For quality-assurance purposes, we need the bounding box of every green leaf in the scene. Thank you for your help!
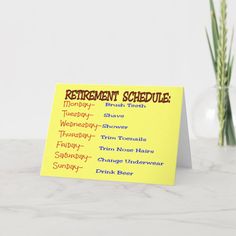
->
[209,0,219,60]
[226,118,236,145]
[227,29,234,65]
[225,94,236,145]
[226,29,234,84]
[206,29,217,76]
[228,56,234,85]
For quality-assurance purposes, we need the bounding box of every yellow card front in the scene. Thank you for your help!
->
[41,84,184,185]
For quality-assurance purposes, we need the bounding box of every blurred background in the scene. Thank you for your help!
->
[0,0,236,139]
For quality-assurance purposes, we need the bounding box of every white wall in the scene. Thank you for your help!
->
[0,0,236,139]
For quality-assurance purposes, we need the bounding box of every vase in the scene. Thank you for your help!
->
[192,85,236,146]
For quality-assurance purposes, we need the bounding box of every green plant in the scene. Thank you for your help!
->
[206,0,236,146]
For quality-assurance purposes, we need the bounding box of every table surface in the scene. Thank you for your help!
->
[0,140,236,236]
